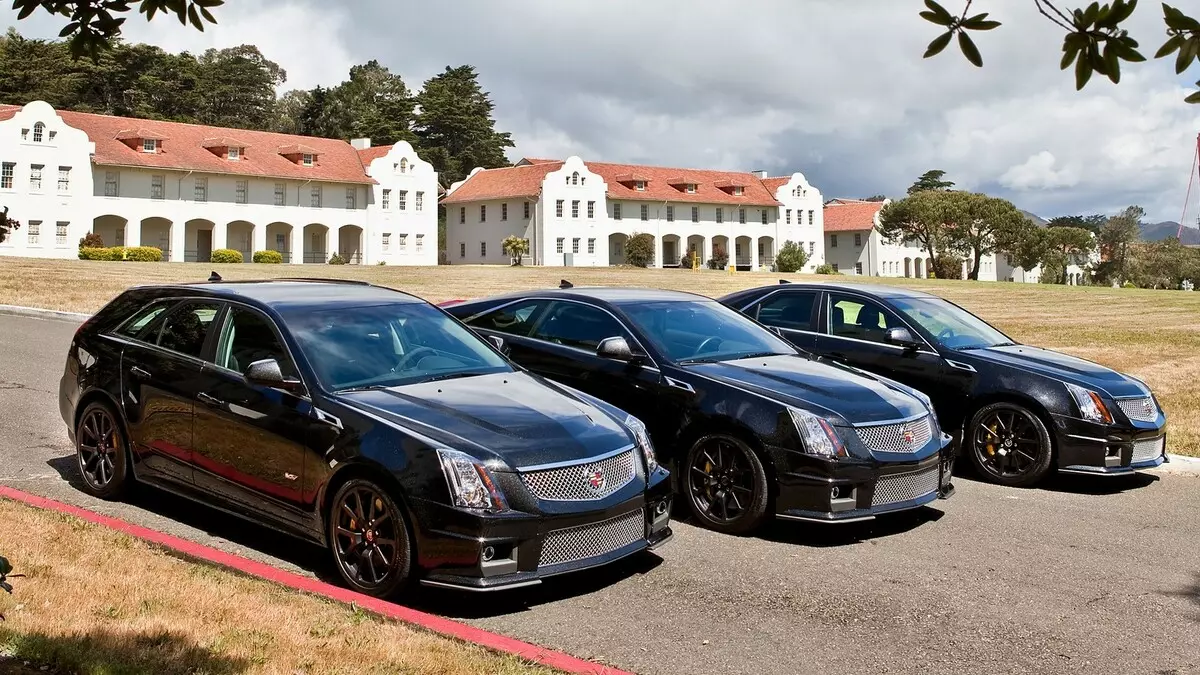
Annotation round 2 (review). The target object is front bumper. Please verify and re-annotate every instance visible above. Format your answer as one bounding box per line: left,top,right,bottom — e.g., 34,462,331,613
412,468,674,592
772,433,956,524
1053,414,1168,475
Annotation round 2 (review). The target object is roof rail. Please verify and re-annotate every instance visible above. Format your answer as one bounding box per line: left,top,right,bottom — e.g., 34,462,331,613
559,279,574,289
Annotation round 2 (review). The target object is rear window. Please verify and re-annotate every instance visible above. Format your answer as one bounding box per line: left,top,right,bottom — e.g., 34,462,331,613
117,301,175,342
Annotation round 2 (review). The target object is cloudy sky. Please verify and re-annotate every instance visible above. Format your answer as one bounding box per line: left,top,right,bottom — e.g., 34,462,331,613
6,0,1200,223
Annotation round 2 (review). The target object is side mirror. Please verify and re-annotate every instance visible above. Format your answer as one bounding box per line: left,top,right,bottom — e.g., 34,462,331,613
244,358,303,392
885,327,922,351
596,336,636,362
486,334,509,354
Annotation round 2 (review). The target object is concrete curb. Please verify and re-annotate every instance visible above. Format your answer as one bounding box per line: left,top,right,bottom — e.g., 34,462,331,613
0,304,90,322
0,485,633,675
1156,453,1200,475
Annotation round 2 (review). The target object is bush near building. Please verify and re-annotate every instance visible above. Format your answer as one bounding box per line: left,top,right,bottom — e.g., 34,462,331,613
210,249,244,264
707,248,729,270
78,246,163,262
78,232,104,249
624,233,655,268
774,240,809,273
328,252,349,265
814,263,839,274
252,250,283,264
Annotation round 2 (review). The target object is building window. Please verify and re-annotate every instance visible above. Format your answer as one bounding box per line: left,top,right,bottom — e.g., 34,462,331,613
382,188,391,209
114,227,124,246
733,186,744,196
571,171,579,185
855,262,863,275
151,175,165,200
235,180,248,204
29,164,42,191
104,171,119,197
786,209,791,224
273,182,285,206
524,201,531,219
738,208,746,224
398,190,407,211
228,147,240,161
142,138,156,153
614,203,622,220
556,238,564,254
459,207,465,224
572,200,580,218
831,235,838,248
193,177,208,202
302,153,314,167
854,233,862,247
47,130,55,141
32,123,44,143
716,207,723,224
761,209,768,225
459,242,466,258
666,205,674,222
345,187,356,209
572,238,580,254
480,204,487,222
635,180,646,191
2,162,15,190
501,202,508,221
587,238,595,254
587,201,595,218
393,233,404,251
275,233,285,250
26,220,39,245
686,183,696,194
416,234,424,252
640,204,649,221
691,206,699,223
808,210,814,225
382,233,390,250
399,158,408,173
480,241,487,257
20,128,27,141
309,185,321,207
809,241,814,255
416,191,424,211
57,166,69,192
556,200,564,217
55,221,68,246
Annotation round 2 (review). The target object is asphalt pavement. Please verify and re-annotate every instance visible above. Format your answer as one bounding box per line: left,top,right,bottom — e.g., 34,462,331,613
1,311,1197,675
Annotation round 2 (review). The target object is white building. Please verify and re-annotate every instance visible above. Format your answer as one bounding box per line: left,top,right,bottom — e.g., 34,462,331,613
441,156,826,271
0,100,438,265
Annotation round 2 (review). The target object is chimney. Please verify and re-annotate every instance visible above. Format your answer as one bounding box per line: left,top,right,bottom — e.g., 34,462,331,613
350,138,371,150
751,169,768,179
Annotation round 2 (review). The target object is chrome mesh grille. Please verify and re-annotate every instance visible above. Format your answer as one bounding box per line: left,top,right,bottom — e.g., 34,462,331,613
519,449,638,502
1131,436,1165,463
538,508,645,568
872,465,940,507
856,415,934,454
1116,397,1157,423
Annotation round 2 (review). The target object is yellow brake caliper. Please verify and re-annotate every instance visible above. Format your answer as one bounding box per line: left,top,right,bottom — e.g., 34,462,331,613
986,423,999,456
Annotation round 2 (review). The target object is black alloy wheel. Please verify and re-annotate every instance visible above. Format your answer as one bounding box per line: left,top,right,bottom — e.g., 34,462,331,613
683,434,769,535
75,402,131,499
328,478,413,598
967,402,1054,487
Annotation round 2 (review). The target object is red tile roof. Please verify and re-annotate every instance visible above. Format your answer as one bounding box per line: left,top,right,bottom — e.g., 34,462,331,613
356,144,393,165
442,159,781,207
823,199,885,232
759,176,790,193
518,158,560,165
0,104,376,184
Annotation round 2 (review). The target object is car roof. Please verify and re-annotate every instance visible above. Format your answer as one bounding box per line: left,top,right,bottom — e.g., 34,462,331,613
138,278,426,309
737,281,939,300
456,285,712,307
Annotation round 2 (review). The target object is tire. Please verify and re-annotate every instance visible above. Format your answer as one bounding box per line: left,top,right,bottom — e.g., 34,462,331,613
327,478,414,599
682,434,770,535
966,402,1054,487
75,401,132,500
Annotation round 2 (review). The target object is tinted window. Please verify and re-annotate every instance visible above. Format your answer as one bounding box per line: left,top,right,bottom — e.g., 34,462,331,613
532,301,630,351
891,297,1012,350
620,300,795,364
118,301,174,342
827,294,902,344
283,302,511,391
214,307,298,379
467,299,548,337
157,301,222,358
754,292,816,331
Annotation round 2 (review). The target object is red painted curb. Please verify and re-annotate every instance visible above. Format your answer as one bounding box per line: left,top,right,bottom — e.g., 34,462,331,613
0,486,633,675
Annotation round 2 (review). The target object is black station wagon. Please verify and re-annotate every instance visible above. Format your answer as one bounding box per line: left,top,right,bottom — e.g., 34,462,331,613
720,281,1169,486
59,277,672,597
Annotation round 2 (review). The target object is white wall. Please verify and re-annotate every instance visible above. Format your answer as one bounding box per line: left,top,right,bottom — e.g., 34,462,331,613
365,141,438,266
447,195,537,264
770,173,825,271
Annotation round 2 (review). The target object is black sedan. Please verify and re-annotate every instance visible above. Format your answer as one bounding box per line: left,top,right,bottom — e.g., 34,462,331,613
719,281,1169,486
441,286,955,534
59,277,672,597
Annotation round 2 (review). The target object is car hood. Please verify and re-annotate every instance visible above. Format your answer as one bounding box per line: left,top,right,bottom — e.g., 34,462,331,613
683,354,927,425
960,345,1148,398
333,372,633,470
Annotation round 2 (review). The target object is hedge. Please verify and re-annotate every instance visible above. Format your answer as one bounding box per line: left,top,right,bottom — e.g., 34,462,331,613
78,246,163,262
210,248,244,264
252,250,283,264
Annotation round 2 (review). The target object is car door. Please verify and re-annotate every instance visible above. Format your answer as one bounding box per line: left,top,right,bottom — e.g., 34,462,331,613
117,299,223,486
811,291,945,397
741,288,820,350
190,303,332,528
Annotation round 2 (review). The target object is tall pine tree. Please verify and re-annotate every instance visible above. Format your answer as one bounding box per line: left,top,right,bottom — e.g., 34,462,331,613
414,65,513,185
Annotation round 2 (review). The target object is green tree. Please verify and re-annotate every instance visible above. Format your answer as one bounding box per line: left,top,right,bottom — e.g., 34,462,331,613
9,0,222,58
624,233,655,268
1003,225,1050,272
878,189,962,276
328,60,416,145
774,240,810,273
0,206,20,244
1047,213,1107,234
908,169,956,195
862,194,888,201
295,85,343,139
192,45,286,130
501,234,529,265
1042,226,1095,284
414,65,514,185
952,193,1036,280
919,0,1200,105
1095,205,1144,284
271,89,311,135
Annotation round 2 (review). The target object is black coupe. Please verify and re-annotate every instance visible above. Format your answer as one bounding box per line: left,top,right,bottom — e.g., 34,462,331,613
59,278,672,597
719,281,1169,486
441,285,955,534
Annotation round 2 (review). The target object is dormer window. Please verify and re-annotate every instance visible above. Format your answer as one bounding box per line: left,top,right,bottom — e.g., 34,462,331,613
635,180,646,191
302,153,314,167
32,123,44,143
733,186,744,196
686,183,697,194
142,139,156,153
228,147,240,161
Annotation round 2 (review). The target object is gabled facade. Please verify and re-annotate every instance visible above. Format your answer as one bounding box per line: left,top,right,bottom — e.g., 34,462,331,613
0,101,437,265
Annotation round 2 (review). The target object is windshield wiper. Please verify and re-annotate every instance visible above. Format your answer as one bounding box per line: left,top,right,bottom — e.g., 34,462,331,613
679,351,784,365
334,384,393,393
419,371,491,383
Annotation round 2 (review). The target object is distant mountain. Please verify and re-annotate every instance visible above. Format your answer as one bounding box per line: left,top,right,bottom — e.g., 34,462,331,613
1140,220,1200,244
1019,209,1049,227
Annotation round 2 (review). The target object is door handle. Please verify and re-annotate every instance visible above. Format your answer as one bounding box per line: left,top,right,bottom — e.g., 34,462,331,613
129,365,151,379
197,392,223,407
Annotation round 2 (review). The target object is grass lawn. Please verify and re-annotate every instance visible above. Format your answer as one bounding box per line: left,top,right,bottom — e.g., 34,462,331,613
0,498,557,675
1,257,1195,457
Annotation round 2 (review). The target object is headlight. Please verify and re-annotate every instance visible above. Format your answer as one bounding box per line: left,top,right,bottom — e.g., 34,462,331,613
1064,383,1113,424
437,449,508,510
788,407,848,458
625,414,657,472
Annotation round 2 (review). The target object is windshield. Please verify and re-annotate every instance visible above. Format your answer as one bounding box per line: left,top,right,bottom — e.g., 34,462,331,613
618,299,797,364
890,297,1013,350
283,302,511,391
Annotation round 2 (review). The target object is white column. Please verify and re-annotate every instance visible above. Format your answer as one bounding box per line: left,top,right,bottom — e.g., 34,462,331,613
212,222,227,251
169,222,185,262
252,223,267,262
289,226,302,264
751,236,760,271
325,227,334,262
655,234,664,269
125,220,141,248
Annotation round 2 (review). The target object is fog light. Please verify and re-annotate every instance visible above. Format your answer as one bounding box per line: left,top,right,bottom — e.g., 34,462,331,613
482,546,495,562
831,486,841,499
655,501,669,516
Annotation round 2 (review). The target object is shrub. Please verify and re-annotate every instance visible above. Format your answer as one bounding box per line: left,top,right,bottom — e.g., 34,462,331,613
1122,280,1137,288
624,233,655,268
931,255,963,280
814,263,839,275
706,249,729,270
502,235,529,265
377,260,386,265
252,250,283,264
124,246,163,262
328,252,349,265
0,554,18,620
680,251,696,269
78,232,104,249
79,246,122,261
775,240,809,273
210,249,244,264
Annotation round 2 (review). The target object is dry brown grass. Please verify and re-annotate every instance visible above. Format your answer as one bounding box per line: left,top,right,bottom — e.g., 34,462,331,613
1,257,1195,456
0,498,556,675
